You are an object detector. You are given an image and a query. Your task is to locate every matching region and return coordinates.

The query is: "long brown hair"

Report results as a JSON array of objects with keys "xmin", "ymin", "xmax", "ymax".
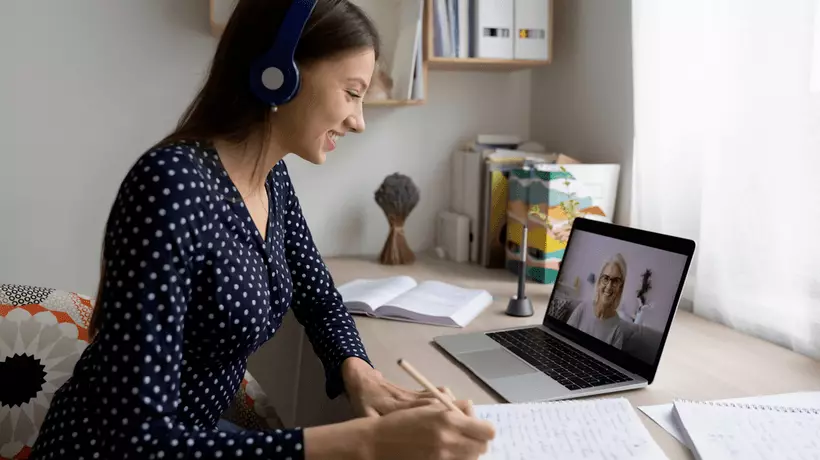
[{"xmin": 88, "ymin": 0, "xmax": 380, "ymax": 339}]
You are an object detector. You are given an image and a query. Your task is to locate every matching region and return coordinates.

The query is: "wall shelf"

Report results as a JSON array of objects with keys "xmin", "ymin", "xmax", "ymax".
[
  {"xmin": 364, "ymin": 99, "xmax": 425, "ymax": 107},
  {"xmin": 422, "ymin": 0, "xmax": 552, "ymax": 72},
  {"xmin": 427, "ymin": 57, "xmax": 550, "ymax": 72},
  {"xmin": 209, "ymin": 0, "xmax": 229, "ymax": 37}
]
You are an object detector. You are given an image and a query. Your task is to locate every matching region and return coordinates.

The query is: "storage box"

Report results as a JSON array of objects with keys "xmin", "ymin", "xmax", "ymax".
[
  {"xmin": 476, "ymin": 152, "xmax": 579, "ymax": 269},
  {"xmin": 505, "ymin": 164, "xmax": 620, "ymax": 284}
]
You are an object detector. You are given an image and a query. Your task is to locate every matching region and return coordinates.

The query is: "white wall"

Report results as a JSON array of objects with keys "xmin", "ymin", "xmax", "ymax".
[
  {"xmin": 0, "ymin": 0, "xmax": 531, "ymax": 295},
  {"xmin": 529, "ymin": 0, "xmax": 634, "ymax": 225}
]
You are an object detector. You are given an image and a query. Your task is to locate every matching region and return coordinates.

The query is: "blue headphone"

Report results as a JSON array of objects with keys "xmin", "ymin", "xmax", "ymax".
[{"xmin": 249, "ymin": 0, "xmax": 318, "ymax": 110}]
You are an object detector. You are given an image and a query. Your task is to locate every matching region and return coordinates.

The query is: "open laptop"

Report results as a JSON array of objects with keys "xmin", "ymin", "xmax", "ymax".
[{"xmin": 434, "ymin": 218, "xmax": 695, "ymax": 403}]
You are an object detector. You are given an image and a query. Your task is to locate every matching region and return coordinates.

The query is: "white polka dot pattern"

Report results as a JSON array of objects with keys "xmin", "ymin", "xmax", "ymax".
[{"xmin": 28, "ymin": 141, "xmax": 372, "ymax": 459}]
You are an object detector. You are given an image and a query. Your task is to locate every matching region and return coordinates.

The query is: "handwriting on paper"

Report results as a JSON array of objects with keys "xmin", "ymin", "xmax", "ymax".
[{"xmin": 474, "ymin": 398, "xmax": 667, "ymax": 460}]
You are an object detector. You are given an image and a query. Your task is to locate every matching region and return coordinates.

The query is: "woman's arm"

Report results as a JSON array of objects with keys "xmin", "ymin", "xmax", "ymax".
[
  {"xmin": 91, "ymin": 151, "xmax": 305, "ymax": 459},
  {"xmin": 277, "ymin": 162, "xmax": 373, "ymax": 399}
]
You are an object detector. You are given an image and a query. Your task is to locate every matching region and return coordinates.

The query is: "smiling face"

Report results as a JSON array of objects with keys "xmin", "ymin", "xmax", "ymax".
[
  {"xmin": 272, "ymin": 48, "xmax": 375, "ymax": 165},
  {"xmin": 596, "ymin": 262, "xmax": 624, "ymax": 312}
]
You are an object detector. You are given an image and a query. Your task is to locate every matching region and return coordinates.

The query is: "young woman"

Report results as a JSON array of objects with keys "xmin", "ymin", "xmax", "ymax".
[{"xmin": 29, "ymin": 1, "xmax": 495, "ymax": 459}]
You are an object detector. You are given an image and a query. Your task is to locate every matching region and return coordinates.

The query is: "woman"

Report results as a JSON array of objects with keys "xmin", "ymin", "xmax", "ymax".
[
  {"xmin": 29, "ymin": 1, "xmax": 495, "ymax": 459},
  {"xmin": 566, "ymin": 254, "xmax": 632, "ymax": 349}
]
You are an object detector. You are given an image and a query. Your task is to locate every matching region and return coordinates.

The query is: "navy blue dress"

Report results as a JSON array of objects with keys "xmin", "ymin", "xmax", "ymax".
[{"xmin": 30, "ymin": 140, "xmax": 371, "ymax": 459}]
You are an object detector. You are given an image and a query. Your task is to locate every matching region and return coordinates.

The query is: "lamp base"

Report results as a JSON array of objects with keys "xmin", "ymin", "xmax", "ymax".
[{"xmin": 505, "ymin": 296, "xmax": 534, "ymax": 317}]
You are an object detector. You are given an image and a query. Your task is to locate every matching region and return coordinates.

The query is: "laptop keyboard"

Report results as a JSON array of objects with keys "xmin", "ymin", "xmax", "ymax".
[{"xmin": 486, "ymin": 327, "xmax": 632, "ymax": 391}]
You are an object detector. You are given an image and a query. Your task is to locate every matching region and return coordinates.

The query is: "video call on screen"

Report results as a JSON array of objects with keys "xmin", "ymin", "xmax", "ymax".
[{"xmin": 547, "ymin": 230, "xmax": 688, "ymax": 364}]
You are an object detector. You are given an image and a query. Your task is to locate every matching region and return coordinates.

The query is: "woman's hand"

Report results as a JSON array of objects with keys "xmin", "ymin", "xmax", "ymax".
[
  {"xmin": 367, "ymin": 403, "xmax": 496, "ymax": 460},
  {"xmin": 342, "ymin": 357, "xmax": 468, "ymax": 417},
  {"xmin": 303, "ymin": 400, "xmax": 495, "ymax": 460}
]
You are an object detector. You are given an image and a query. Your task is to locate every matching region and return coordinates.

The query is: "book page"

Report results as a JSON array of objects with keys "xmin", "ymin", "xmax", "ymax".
[
  {"xmin": 336, "ymin": 276, "xmax": 417, "ymax": 313},
  {"xmin": 385, "ymin": 280, "xmax": 489, "ymax": 320},
  {"xmin": 474, "ymin": 398, "xmax": 668, "ymax": 460}
]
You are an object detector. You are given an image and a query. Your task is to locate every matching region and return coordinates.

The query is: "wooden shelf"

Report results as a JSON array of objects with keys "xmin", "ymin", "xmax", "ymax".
[
  {"xmin": 364, "ymin": 99, "xmax": 425, "ymax": 107},
  {"xmin": 427, "ymin": 57, "xmax": 550, "ymax": 71},
  {"xmin": 211, "ymin": 23, "xmax": 225, "ymax": 37},
  {"xmin": 209, "ymin": 0, "xmax": 228, "ymax": 37}
]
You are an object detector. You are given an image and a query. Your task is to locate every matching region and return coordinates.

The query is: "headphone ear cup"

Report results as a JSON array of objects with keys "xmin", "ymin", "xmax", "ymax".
[
  {"xmin": 249, "ymin": 0, "xmax": 315, "ymax": 107},
  {"xmin": 249, "ymin": 56, "xmax": 301, "ymax": 107}
]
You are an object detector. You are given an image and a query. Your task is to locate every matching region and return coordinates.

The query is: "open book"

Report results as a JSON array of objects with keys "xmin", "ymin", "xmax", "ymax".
[{"xmin": 337, "ymin": 276, "xmax": 492, "ymax": 327}]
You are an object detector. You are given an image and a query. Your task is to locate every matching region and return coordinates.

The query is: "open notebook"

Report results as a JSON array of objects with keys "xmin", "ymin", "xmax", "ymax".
[
  {"xmin": 474, "ymin": 398, "xmax": 668, "ymax": 459},
  {"xmin": 672, "ymin": 399, "xmax": 820, "ymax": 460},
  {"xmin": 639, "ymin": 391, "xmax": 820, "ymax": 449},
  {"xmin": 336, "ymin": 275, "xmax": 492, "ymax": 327}
]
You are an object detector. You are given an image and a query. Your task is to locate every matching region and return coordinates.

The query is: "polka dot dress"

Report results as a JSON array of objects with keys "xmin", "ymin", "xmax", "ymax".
[{"xmin": 29, "ymin": 140, "xmax": 372, "ymax": 459}]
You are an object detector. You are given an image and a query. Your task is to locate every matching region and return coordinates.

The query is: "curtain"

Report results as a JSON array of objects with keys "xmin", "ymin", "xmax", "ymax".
[{"xmin": 631, "ymin": 0, "xmax": 820, "ymax": 359}]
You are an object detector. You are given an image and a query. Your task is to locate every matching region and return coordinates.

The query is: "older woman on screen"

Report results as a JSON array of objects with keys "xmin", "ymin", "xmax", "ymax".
[{"xmin": 566, "ymin": 254, "xmax": 632, "ymax": 349}]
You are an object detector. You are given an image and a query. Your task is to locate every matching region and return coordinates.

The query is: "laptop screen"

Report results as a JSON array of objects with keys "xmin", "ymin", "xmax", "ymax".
[{"xmin": 546, "ymin": 228, "xmax": 690, "ymax": 366}]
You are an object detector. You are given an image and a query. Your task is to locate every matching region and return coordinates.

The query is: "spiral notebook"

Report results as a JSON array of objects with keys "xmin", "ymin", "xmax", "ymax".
[
  {"xmin": 474, "ymin": 397, "xmax": 668, "ymax": 459},
  {"xmin": 672, "ymin": 399, "xmax": 820, "ymax": 460}
]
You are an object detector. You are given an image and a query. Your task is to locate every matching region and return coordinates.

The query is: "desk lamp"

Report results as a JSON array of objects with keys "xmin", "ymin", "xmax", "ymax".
[{"xmin": 506, "ymin": 225, "xmax": 534, "ymax": 317}]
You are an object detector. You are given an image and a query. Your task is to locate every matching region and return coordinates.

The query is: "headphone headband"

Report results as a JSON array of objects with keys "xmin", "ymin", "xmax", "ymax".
[{"xmin": 249, "ymin": 0, "xmax": 318, "ymax": 108}]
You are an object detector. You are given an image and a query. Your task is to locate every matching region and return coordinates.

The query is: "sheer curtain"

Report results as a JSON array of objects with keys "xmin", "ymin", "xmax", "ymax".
[{"xmin": 631, "ymin": 0, "xmax": 820, "ymax": 359}]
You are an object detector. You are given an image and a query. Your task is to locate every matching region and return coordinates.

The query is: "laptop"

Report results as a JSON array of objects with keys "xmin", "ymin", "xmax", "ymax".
[{"xmin": 434, "ymin": 218, "xmax": 696, "ymax": 403}]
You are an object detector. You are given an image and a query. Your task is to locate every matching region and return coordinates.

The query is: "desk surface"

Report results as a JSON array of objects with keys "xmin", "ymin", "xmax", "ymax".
[{"xmin": 320, "ymin": 255, "xmax": 820, "ymax": 459}]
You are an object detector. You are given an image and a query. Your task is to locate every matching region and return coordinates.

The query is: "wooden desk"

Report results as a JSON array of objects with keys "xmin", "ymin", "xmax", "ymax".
[{"xmin": 248, "ymin": 255, "xmax": 820, "ymax": 459}]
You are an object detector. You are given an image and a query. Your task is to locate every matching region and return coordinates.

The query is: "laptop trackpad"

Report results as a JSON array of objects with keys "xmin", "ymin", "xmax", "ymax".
[{"xmin": 458, "ymin": 348, "xmax": 538, "ymax": 379}]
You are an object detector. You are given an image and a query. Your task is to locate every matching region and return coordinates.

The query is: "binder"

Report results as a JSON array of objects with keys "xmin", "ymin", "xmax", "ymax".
[
  {"xmin": 391, "ymin": 0, "xmax": 424, "ymax": 100},
  {"xmin": 457, "ymin": 0, "xmax": 470, "ymax": 58},
  {"xmin": 472, "ymin": 0, "xmax": 514, "ymax": 59},
  {"xmin": 436, "ymin": 211, "xmax": 470, "ymax": 263},
  {"xmin": 410, "ymin": 30, "xmax": 425, "ymax": 100},
  {"xmin": 433, "ymin": 0, "xmax": 452, "ymax": 57},
  {"xmin": 450, "ymin": 150, "xmax": 482, "ymax": 263},
  {"xmin": 513, "ymin": 0, "xmax": 550, "ymax": 60},
  {"xmin": 447, "ymin": 0, "xmax": 458, "ymax": 57}
]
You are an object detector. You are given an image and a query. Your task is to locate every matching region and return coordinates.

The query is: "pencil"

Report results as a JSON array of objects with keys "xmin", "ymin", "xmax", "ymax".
[{"xmin": 397, "ymin": 358, "xmax": 463, "ymax": 413}]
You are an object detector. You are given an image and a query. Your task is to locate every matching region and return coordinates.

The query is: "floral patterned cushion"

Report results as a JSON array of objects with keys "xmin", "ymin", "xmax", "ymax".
[
  {"xmin": 220, "ymin": 371, "xmax": 284, "ymax": 431},
  {"xmin": 0, "ymin": 283, "xmax": 280, "ymax": 460},
  {"xmin": 0, "ymin": 285, "xmax": 93, "ymax": 460}
]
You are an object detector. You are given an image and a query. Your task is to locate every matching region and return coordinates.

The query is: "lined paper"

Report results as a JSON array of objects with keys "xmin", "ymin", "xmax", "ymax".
[
  {"xmin": 639, "ymin": 392, "xmax": 820, "ymax": 448},
  {"xmin": 673, "ymin": 400, "xmax": 820, "ymax": 459},
  {"xmin": 474, "ymin": 398, "xmax": 668, "ymax": 459}
]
